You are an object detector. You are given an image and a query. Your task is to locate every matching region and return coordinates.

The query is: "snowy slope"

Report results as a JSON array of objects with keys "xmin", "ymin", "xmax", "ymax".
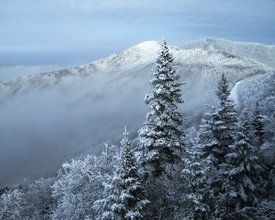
[
  {"xmin": 182, "ymin": 38, "xmax": 275, "ymax": 68},
  {"xmin": 0, "ymin": 64, "xmax": 64, "ymax": 81},
  {"xmin": 0, "ymin": 40, "xmax": 273, "ymax": 186},
  {"xmin": 232, "ymin": 71, "xmax": 275, "ymax": 111},
  {"xmin": 0, "ymin": 41, "xmax": 271, "ymax": 102},
  {"xmin": 231, "ymin": 71, "xmax": 275, "ymax": 164}
]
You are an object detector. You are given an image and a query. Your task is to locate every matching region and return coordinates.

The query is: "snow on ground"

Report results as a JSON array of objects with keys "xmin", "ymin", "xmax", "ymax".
[{"xmin": 230, "ymin": 81, "xmax": 241, "ymax": 106}]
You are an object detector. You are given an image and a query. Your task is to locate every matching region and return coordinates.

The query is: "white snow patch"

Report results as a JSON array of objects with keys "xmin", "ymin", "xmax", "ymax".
[
  {"xmin": 134, "ymin": 41, "xmax": 160, "ymax": 51},
  {"xmin": 230, "ymin": 81, "xmax": 241, "ymax": 106}
]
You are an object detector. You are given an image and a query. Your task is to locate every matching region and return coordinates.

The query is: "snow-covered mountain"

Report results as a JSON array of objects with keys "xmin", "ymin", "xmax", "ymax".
[
  {"xmin": 182, "ymin": 37, "xmax": 275, "ymax": 68},
  {"xmin": 0, "ymin": 39, "xmax": 273, "ymax": 186},
  {"xmin": 0, "ymin": 64, "xmax": 64, "ymax": 81}
]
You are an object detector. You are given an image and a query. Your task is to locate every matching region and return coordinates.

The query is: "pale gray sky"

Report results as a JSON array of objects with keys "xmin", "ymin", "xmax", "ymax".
[{"xmin": 0, "ymin": 0, "xmax": 274, "ymax": 65}]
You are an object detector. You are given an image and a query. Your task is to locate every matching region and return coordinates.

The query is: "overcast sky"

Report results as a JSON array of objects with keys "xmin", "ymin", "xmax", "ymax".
[{"xmin": 0, "ymin": 0, "xmax": 274, "ymax": 65}]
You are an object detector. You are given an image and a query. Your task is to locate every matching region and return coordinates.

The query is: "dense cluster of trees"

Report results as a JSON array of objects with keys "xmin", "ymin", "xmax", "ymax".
[{"xmin": 1, "ymin": 40, "xmax": 274, "ymax": 219}]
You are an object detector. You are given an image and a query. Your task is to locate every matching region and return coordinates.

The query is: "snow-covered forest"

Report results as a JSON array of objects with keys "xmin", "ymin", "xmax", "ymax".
[{"xmin": 0, "ymin": 40, "xmax": 274, "ymax": 219}]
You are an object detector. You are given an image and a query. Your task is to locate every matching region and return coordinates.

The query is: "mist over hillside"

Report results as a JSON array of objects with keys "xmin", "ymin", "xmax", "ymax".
[
  {"xmin": 0, "ymin": 64, "xmax": 65, "ymax": 81},
  {"xmin": 0, "ymin": 38, "xmax": 274, "ymax": 186}
]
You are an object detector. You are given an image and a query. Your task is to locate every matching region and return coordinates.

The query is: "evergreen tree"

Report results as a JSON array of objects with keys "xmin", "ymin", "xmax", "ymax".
[
  {"xmin": 197, "ymin": 74, "xmax": 238, "ymax": 218},
  {"xmin": 93, "ymin": 129, "xmax": 149, "ymax": 220},
  {"xmin": 92, "ymin": 172, "xmax": 122, "ymax": 220},
  {"xmin": 224, "ymin": 110, "xmax": 264, "ymax": 217},
  {"xmin": 198, "ymin": 113, "xmax": 219, "ymax": 167},
  {"xmin": 138, "ymin": 39, "xmax": 184, "ymax": 177},
  {"xmin": 252, "ymin": 102, "xmax": 265, "ymax": 146},
  {"xmin": 182, "ymin": 144, "xmax": 210, "ymax": 219},
  {"xmin": 199, "ymin": 74, "xmax": 237, "ymax": 166}
]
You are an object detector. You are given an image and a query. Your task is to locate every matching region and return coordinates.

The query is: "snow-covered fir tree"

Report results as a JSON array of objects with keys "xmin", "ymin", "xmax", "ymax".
[
  {"xmin": 199, "ymin": 74, "xmax": 238, "ymax": 166},
  {"xmin": 138, "ymin": 39, "xmax": 184, "ymax": 177},
  {"xmin": 182, "ymin": 143, "xmax": 210, "ymax": 219},
  {"xmin": 136, "ymin": 40, "xmax": 186, "ymax": 219},
  {"xmin": 92, "ymin": 172, "xmax": 122, "ymax": 220},
  {"xmin": 224, "ymin": 110, "xmax": 264, "ymax": 217},
  {"xmin": 197, "ymin": 74, "xmax": 238, "ymax": 218},
  {"xmin": 252, "ymin": 102, "xmax": 265, "ymax": 146},
  {"xmin": 93, "ymin": 129, "xmax": 149, "ymax": 220}
]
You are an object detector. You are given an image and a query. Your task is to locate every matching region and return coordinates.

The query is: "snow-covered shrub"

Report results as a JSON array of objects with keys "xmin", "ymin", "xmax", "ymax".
[
  {"xmin": 51, "ymin": 155, "xmax": 106, "ymax": 220},
  {"xmin": 23, "ymin": 178, "xmax": 55, "ymax": 219},
  {"xmin": 0, "ymin": 189, "xmax": 26, "ymax": 219}
]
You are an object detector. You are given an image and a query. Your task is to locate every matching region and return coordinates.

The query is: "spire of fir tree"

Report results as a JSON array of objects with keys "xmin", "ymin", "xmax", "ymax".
[
  {"xmin": 199, "ymin": 74, "xmax": 237, "ymax": 166},
  {"xmin": 217, "ymin": 73, "xmax": 231, "ymax": 107},
  {"xmin": 252, "ymin": 102, "xmax": 265, "ymax": 145},
  {"xmin": 121, "ymin": 127, "xmax": 136, "ymax": 176},
  {"xmin": 138, "ymin": 39, "xmax": 184, "ymax": 177}
]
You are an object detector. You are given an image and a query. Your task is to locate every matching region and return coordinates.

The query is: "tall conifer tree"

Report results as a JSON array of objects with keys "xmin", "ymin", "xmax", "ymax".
[
  {"xmin": 252, "ymin": 102, "xmax": 265, "ymax": 146},
  {"xmin": 93, "ymin": 129, "xmax": 148, "ymax": 220},
  {"xmin": 198, "ymin": 74, "xmax": 238, "ymax": 218},
  {"xmin": 224, "ymin": 111, "xmax": 264, "ymax": 216},
  {"xmin": 138, "ymin": 39, "xmax": 184, "ymax": 177},
  {"xmin": 199, "ymin": 74, "xmax": 237, "ymax": 166}
]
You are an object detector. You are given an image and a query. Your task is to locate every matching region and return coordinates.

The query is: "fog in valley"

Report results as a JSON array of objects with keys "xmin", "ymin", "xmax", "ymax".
[{"xmin": 0, "ymin": 72, "xmax": 149, "ymax": 186}]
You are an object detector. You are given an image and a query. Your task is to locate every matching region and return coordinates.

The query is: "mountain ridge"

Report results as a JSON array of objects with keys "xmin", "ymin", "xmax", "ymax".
[
  {"xmin": 182, "ymin": 37, "xmax": 275, "ymax": 68},
  {"xmin": 0, "ymin": 39, "xmax": 272, "ymax": 99}
]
